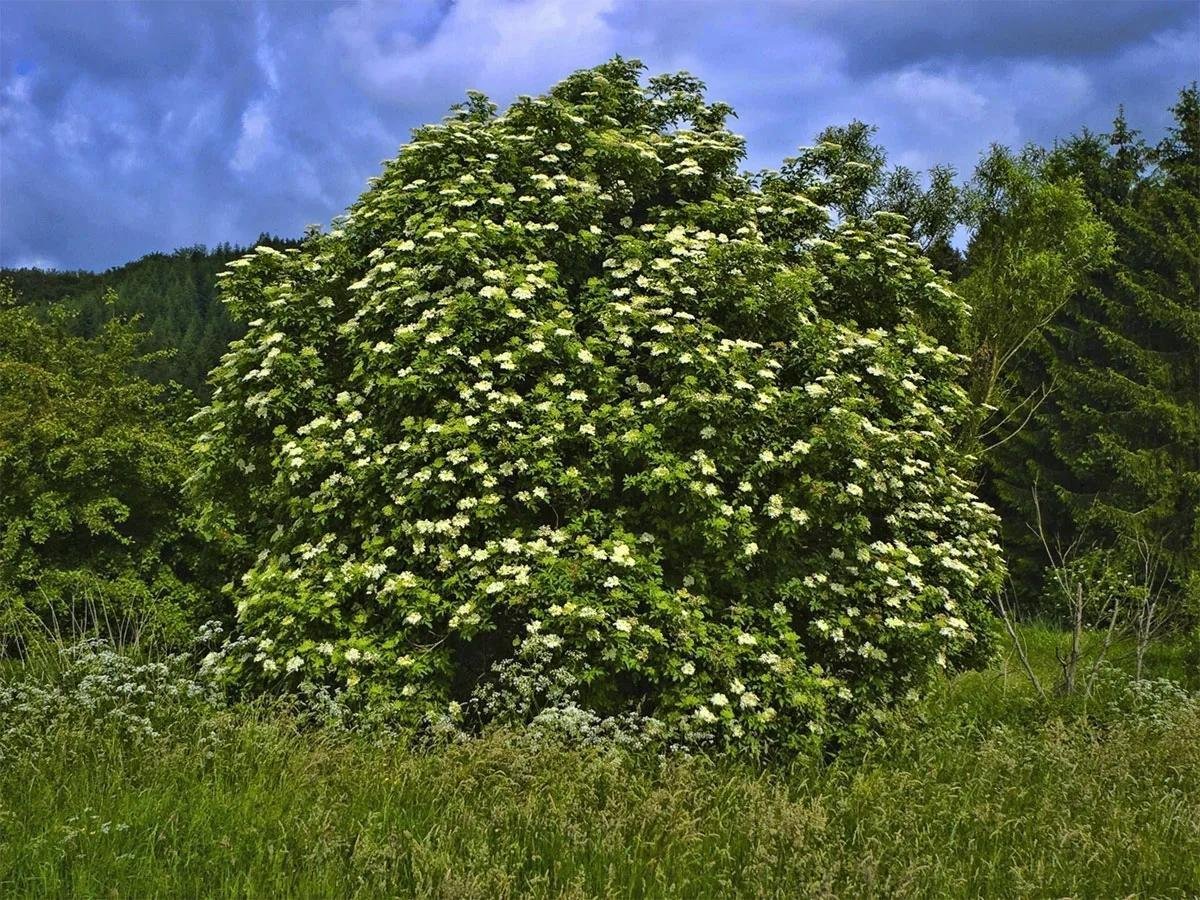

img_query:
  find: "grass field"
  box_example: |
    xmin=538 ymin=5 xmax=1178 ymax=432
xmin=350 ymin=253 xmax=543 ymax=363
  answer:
xmin=1 ymin=626 xmax=1197 ymax=898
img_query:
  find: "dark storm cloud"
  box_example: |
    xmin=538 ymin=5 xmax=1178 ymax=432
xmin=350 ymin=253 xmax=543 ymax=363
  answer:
xmin=1 ymin=0 xmax=1196 ymax=271
xmin=806 ymin=1 xmax=1197 ymax=74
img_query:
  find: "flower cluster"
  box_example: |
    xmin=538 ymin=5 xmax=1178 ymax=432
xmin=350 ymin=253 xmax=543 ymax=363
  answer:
xmin=0 ymin=639 xmax=217 ymax=756
xmin=191 ymin=60 xmax=1003 ymax=751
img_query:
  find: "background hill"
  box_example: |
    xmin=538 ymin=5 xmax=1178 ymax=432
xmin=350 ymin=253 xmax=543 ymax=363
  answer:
xmin=2 ymin=234 xmax=296 ymax=394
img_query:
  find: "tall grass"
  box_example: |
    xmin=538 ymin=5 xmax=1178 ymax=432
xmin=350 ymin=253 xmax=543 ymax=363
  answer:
xmin=1 ymin=633 xmax=1197 ymax=898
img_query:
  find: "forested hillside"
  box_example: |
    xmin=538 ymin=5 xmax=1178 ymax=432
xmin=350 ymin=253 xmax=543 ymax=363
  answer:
xmin=985 ymin=88 xmax=1200 ymax=611
xmin=2 ymin=235 xmax=296 ymax=393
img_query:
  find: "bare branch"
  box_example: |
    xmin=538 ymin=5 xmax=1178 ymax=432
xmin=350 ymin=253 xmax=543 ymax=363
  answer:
xmin=982 ymin=384 xmax=1054 ymax=453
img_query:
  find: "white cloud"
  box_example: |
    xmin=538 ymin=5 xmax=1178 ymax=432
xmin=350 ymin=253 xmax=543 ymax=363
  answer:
xmin=7 ymin=254 xmax=61 ymax=269
xmin=255 ymin=9 xmax=281 ymax=92
xmin=231 ymin=100 xmax=274 ymax=173
xmin=328 ymin=0 xmax=620 ymax=105
xmin=886 ymin=69 xmax=990 ymax=127
xmin=51 ymin=111 xmax=92 ymax=151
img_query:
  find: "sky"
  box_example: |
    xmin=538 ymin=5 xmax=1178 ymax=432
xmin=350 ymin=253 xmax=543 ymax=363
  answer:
xmin=1 ymin=0 xmax=1197 ymax=272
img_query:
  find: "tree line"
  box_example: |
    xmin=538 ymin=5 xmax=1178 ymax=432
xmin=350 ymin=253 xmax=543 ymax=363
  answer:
xmin=1 ymin=233 xmax=297 ymax=394
xmin=2 ymin=83 xmax=1195 ymax=686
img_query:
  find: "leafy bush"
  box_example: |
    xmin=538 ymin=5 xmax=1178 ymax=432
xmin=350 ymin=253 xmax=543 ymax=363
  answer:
xmin=192 ymin=60 xmax=1003 ymax=750
xmin=0 ymin=286 xmax=217 ymax=648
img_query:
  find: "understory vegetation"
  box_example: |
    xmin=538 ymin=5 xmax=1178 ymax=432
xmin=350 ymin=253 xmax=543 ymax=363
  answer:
xmin=1 ymin=60 xmax=1197 ymax=896
xmin=0 ymin=628 xmax=1197 ymax=897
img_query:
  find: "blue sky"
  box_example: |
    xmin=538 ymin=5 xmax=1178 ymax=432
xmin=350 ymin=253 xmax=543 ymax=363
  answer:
xmin=2 ymin=0 xmax=1196 ymax=271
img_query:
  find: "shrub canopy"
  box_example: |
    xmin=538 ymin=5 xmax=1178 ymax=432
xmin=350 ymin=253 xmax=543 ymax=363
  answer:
xmin=0 ymin=287 xmax=208 ymax=645
xmin=194 ymin=60 xmax=1002 ymax=750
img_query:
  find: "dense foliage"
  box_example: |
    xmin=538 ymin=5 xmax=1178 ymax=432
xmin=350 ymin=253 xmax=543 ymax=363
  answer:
xmin=190 ymin=61 xmax=1003 ymax=749
xmin=2 ymin=60 xmax=1194 ymax=758
xmin=0 ymin=284 xmax=212 ymax=645
xmin=2 ymin=52 xmax=1198 ymax=900
xmin=955 ymin=145 xmax=1114 ymax=458
xmin=985 ymin=89 xmax=1200 ymax=611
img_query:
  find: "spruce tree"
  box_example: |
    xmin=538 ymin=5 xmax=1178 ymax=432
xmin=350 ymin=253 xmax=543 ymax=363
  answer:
xmin=993 ymin=88 xmax=1200 ymax=607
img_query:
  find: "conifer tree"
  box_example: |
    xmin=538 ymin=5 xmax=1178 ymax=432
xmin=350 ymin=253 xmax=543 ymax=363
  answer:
xmin=992 ymin=88 xmax=1200 ymax=607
